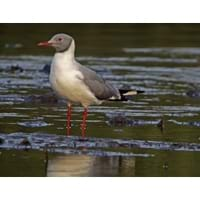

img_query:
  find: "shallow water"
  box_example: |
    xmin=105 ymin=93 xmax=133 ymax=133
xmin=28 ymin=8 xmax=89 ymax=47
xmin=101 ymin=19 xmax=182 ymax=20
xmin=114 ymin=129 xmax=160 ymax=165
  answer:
xmin=1 ymin=24 xmax=200 ymax=176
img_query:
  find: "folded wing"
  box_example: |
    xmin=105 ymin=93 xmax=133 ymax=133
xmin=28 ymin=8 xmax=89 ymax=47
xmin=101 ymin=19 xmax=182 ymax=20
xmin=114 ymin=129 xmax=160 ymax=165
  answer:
xmin=78 ymin=64 xmax=120 ymax=100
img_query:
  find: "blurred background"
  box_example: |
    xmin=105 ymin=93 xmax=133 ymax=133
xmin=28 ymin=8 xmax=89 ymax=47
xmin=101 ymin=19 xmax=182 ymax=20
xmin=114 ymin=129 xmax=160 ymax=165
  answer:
xmin=2 ymin=24 xmax=200 ymax=56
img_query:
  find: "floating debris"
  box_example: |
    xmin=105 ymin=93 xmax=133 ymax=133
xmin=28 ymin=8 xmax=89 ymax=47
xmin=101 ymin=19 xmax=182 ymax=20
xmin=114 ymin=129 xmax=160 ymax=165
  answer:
xmin=107 ymin=114 xmax=128 ymax=126
xmin=39 ymin=64 xmax=51 ymax=74
xmin=6 ymin=65 xmax=24 ymax=73
xmin=19 ymin=138 xmax=31 ymax=146
xmin=157 ymin=119 xmax=165 ymax=132
xmin=186 ymin=90 xmax=200 ymax=98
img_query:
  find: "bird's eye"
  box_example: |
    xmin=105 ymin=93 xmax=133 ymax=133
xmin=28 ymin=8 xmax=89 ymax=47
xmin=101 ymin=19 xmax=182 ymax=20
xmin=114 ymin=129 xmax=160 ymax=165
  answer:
xmin=58 ymin=38 xmax=62 ymax=41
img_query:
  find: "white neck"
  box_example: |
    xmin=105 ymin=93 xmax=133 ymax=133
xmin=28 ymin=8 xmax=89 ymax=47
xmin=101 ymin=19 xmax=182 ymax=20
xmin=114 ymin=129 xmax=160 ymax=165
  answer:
xmin=55 ymin=39 xmax=75 ymax=60
xmin=52 ymin=40 xmax=76 ymax=70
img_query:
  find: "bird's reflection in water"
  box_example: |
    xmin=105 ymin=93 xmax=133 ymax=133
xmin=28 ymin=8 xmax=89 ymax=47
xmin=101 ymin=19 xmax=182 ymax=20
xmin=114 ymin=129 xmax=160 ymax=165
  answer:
xmin=47 ymin=155 xmax=135 ymax=177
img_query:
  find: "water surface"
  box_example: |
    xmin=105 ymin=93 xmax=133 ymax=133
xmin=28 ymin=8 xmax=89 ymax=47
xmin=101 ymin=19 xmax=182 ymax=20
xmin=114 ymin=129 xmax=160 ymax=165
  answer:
xmin=1 ymin=24 xmax=200 ymax=176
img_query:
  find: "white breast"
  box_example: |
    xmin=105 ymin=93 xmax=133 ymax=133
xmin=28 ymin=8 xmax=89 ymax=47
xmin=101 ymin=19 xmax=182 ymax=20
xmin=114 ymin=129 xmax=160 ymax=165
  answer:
xmin=49 ymin=52 xmax=101 ymax=107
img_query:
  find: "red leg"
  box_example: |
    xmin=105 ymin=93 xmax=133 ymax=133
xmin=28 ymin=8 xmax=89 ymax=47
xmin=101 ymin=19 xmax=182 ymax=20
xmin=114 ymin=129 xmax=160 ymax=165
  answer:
xmin=66 ymin=104 xmax=72 ymax=136
xmin=81 ymin=107 xmax=88 ymax=138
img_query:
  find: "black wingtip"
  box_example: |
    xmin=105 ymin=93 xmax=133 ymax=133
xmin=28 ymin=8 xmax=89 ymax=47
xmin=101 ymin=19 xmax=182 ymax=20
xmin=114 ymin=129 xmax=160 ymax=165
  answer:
xmin=108 ymin=89 xmax=145 ymax=102
xmin=136 ymin=90 xmax=145 ymax=94
xmin=119 ymin=89 xmax=145 ymax=95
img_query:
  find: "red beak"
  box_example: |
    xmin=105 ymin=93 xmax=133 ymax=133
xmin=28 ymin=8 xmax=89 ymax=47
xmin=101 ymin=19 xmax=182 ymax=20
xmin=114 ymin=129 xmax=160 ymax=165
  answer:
xmin=37 ymin=41 xmax=53 ymax=47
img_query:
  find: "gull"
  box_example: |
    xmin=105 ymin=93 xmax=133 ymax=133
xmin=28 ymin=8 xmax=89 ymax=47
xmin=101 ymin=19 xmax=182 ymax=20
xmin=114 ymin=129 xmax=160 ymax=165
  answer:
xmin=38 ymin=33 xmax=142 ymax=138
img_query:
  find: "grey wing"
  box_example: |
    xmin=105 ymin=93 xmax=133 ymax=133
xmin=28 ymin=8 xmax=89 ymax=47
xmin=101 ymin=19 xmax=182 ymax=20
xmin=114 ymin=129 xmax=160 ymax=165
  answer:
xmin=78 ymin=64 xmax=120 ymax=100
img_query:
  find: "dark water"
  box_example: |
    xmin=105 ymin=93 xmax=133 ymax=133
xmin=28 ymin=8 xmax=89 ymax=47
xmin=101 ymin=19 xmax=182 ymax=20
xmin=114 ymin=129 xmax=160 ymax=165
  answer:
xmin=1 ymin=24 xmax=200 ymax=176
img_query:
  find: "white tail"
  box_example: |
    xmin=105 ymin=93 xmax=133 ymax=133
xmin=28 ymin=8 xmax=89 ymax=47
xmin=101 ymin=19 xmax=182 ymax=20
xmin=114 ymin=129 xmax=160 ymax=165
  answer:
xmin=123 ymin=91 xmax=138 ymax=96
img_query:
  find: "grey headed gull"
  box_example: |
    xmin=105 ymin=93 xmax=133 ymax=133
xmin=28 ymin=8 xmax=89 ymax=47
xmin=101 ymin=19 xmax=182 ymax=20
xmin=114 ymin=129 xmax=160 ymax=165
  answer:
xmin=38 ymin=33 xmax=143 ymax=138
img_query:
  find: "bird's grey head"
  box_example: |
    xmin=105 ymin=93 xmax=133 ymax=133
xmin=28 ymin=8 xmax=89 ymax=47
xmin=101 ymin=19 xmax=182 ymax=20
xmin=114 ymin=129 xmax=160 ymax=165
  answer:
xmin=38 ymin=33 xmax=73 ymax=52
